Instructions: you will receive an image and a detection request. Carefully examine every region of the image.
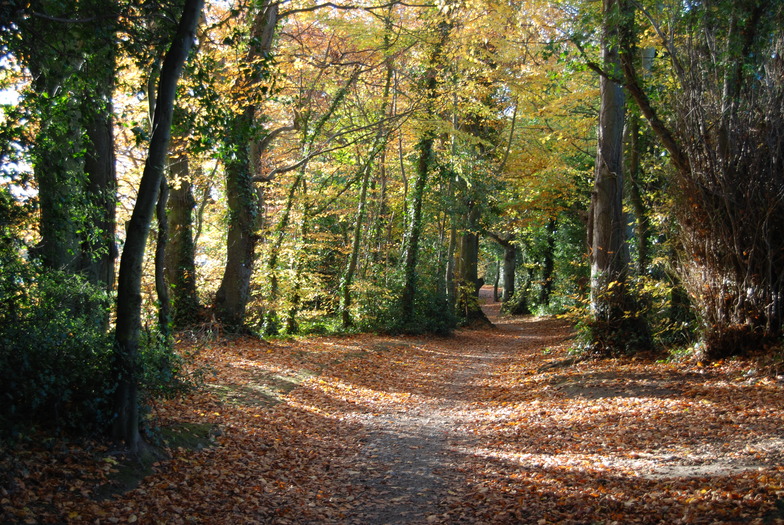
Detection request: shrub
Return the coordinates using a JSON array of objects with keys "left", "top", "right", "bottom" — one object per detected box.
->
[{"left": 0, "top": 269, "right": 115, "bottom": 436}]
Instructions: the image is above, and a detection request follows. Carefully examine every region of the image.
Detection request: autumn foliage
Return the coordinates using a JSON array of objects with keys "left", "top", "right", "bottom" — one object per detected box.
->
[{"left": 2, "top": 295, "right": 783, "bottom": 524}]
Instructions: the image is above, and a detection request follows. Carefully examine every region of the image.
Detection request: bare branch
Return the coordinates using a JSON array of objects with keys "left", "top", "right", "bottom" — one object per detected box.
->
[{"left": 280, "top": 0, "right": 433, "bottom": 17}]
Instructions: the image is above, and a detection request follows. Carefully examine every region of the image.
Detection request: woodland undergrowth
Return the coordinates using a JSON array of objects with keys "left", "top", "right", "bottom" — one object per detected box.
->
[{"left": 1, "top": 304, "right": 784, "bottom": 524}]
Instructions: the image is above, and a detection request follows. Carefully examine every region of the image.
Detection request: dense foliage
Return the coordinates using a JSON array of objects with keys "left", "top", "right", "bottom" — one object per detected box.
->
[{"left": 0, "top": 0, "right": 782, "bottom": 439}]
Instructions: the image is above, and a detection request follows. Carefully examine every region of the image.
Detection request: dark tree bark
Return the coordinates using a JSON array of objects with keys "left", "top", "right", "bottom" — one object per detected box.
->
[
  {"left": 214, "top": 0, "right": 279, "bottom": 330},
  {"left": 165, "top": 153, "right": 199, "bottom": 327},
  {"left": 81, "top": 69, "right": 119, "bottom": 291},
  {"left": 539, "top": 218, "right": 556, "bottom": 307},
  {"left": 18, "top": 0, "right": 118, "bottom": 293},
  {"left": 400, "top": 131, "right": 435, "bottom": 327},
  {"left": 493, "top": 260, "right": 500, "bottom": 302},
  {"left": 502, "top": 242, "right": 516, "bottom": 303},
  {"left": 113, "top": 0, "right": 202, "bottom": 453},
  {"left": 455, "top": 201, "right": 489, "bottom": 325},
  {"left": 156, "top": 178, "right": 171, "bottom": 336}
]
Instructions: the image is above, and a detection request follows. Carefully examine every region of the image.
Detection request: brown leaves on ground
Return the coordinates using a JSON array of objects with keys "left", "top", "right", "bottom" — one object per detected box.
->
[{"left": 2, "top": 302, "right": 784, "bottom": 524}]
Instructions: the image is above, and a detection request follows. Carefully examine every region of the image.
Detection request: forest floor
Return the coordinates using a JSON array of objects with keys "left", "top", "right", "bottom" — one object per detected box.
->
[{"left": 3, "top": 287, "right": 784, "bottom": 524}]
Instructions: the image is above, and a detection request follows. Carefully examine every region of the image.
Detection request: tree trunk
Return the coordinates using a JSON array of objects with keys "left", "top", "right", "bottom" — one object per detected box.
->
[
  {"left": 400, "top": 21, "right": 450, "bottom": 328},
  {"left": 455, "top": 201, "right": 489, "bottom": 325},
  {"left": 23, "top": 1, "right": 117, "bottom": 293},
  {"left": 400, "top": 130, "right": 434, "bottom": 327},
  {"left": 626, "top": 113, "right": 649, "bottom": 276},
  {"left": 502, "top": 241, "right": 516, "bottom": 303},
  {"left": 81, "top": 73, "right": 118, "bottom": 292},
  {"left": 113, "top": 0, "right": 202, "bottom": 453},
  {"left": 587, "top": 0, "right": 634, "bottom": 354},
  {"left": 493, "top": 260, "right": 500, "bottom": 302},
  {"left": 539, "top": 218, "right": 556, "bottom": 306},
  {"left": 214, "top": 118, "right": 260, "bottom": 329},
  {"left": 156, "top": 178, "right": 171, "bottom": 336},
  {"left": 165, "top": 153, "right": 200, "bottom": 327},
  {"left": 215, "top": 0, "right": 279, "bottom": 330}
]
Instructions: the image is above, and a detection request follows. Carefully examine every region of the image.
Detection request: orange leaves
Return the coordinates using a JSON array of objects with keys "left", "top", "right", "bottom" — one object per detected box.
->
[{"left": 3, "top": 312, "right": 784, "bottom": 523}]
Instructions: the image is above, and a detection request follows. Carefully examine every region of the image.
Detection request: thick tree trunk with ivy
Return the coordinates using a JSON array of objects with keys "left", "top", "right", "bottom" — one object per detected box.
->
[
  {"left": 22, "top": 2, "right": 117, "bottom": 292},
  {"left": 113, "top": 0, "right": 202, "bottom": 453},
  {"left": 214, "top": 1, "right": 278, "bottom": 330},
  {"left": 400, "top": 20, "right": 450, "bottom": 329},
  {"left": 400, "top": 132, "right": 434, "bottom": 328},
  {"left": 215, "top": 121, "right": 260, "bottom": 330},
  {"left": 81, "top": 69, "right": 118, "bottom": 291}
]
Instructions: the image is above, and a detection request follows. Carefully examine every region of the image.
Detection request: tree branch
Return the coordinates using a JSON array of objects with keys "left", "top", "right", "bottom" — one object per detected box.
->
[
  {"left": 280, "top": 0, "right": 433, "bottom": 17},
  {"left": 630, "top": 0, "right": 685, "bottom": 82}
]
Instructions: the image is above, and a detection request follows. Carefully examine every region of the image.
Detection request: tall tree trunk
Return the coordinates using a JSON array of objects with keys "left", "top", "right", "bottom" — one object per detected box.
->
[
  {"left": 539, "top": 218, "right": 556, "bottom": 306},
  {"left": 156, "top": 178, "right": 171, "bottom": 336},
  {"left": 493, "top": 260, "right": 501, "bottom": 302},
  {"left": 587, "top": 0, "right": 633, "bottom": 353},
  {"left": 400, "top": 21, "right": 450, "bottom": 328},
  {"left": 23, "top": 1, "right": 117, "bottom": 292},
  {"left": 502, "top": 241, "right": 516, "bottom": 303},
  {"left": 214, "top": 0, "right": 279, "bottom": 329},
  {"left": 400, "top": 131, "right": 435, "bottom": 327},
  {"left": 81, "top": 68, "right": 118, "bottom": 292},
  {"left": 455, "top": 201, "right": 489, "bottom": 324},
  {"left": 165, "top": 152, "right": 200, "bottom": 326},
  {"left": 444, "top": 214, "right": 457, "bottom": 312},
  {"left": 113, "top": 0, "right": 202, "bottom": 453},
  {"left": 626, "top": 114, "right": 650, "bottom": 276},
  {"left": 214, "top": 119, "right": 260, "bottom": 329}
]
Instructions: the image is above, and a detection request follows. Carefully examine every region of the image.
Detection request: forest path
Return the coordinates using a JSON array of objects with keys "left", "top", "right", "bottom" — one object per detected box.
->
[
  {"left": 5, "top": 289, "right": 784, "bottom": 524},
  {"left": 343, "top": 288, "right": 573, "bottom": 524}
]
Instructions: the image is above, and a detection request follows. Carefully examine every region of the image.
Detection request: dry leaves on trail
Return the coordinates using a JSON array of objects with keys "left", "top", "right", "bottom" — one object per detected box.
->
[{"left": 2, "top": 314, "right": 784, "bottom": 524}]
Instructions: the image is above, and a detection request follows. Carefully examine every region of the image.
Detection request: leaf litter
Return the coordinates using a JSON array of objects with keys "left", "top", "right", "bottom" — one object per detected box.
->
[{"left": 2, "top": 290, "right": 784, "bottom": 524}]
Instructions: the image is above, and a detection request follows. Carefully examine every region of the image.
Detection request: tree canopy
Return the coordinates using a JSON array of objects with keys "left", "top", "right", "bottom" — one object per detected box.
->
[{"left": 1, "top": 0, "right": 783, "bottom": 445}]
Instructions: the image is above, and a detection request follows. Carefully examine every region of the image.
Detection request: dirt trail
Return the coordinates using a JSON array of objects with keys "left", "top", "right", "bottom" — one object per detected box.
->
[
  {"left": 6, "top": 288, "right": 784, "bottom": 524},
  {"left": 345, "top": 288, "right": 572, "bottom": 524}
]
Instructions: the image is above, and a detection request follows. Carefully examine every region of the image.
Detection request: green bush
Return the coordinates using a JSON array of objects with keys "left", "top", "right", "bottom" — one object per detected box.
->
[
  {"left": 139, "top": 325, "right": 202, "bottom": 402},
  {"left": 0, "top": 269, "right": 116, "bottom": 436}
]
